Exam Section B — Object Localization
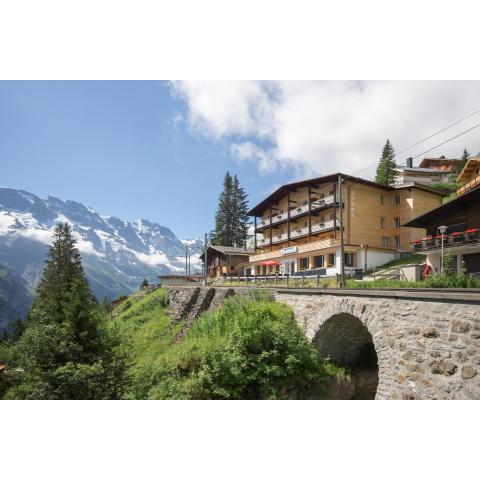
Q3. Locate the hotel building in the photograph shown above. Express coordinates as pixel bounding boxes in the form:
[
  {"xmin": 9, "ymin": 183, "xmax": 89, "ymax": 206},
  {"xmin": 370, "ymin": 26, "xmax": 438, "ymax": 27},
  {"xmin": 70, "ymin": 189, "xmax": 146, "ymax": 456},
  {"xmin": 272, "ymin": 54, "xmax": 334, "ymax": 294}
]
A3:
[{"xmin": 246, "ymin": 173, "xmax": 445, "ymax": 277}]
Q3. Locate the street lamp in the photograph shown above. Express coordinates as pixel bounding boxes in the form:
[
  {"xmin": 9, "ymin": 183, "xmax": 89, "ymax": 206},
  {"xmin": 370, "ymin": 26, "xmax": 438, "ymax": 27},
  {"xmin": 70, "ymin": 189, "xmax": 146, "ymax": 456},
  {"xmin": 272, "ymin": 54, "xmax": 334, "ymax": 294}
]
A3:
[{"xmin": 438, "ymin": 225, "xmax": 448, "ymax": 275}]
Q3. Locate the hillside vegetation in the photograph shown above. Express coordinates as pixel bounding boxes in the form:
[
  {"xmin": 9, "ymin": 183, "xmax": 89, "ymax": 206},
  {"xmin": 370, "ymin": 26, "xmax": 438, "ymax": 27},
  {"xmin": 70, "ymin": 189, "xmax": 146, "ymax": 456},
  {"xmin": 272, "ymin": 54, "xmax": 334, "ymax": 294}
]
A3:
[{"xmin": 111, "ymin": 289, "xmax": 342, "ymax": 399}]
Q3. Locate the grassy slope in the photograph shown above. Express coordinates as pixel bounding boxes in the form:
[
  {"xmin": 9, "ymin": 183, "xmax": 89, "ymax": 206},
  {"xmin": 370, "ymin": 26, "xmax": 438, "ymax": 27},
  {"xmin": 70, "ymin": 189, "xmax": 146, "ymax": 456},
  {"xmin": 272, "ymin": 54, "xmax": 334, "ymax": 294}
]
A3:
[{"xmin": 110, "ymin": 288, "xmax": 344, "ymax": 399}]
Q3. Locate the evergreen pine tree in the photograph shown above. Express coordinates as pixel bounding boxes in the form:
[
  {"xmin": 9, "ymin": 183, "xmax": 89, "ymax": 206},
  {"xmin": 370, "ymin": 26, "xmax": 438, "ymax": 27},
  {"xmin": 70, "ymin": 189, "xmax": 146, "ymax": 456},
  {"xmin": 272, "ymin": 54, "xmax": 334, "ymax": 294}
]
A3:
[
  {"xmin": 4, "ymin": 222, "xmax": 127, "ymax": 399},
  {"xmin": 211, "ymin": 172, "xmax": 234, "ymax": 246},
  {"xmin": 375, "ymin": 139, "xmax": 397, "ymax": 186},
  {"xmin": 458, "ymin": 147, "xmax": 470, "ymax": 173},
  {"xmin": 12, "ymin": 318, "xmax": 25, "ymax": 342},
  {"xmin": 211, "ymin": 172, "xmax": 250, "ymax": 247},
  {"xmin": 28, "ymin": 222, "xmax": 99, "ymax": 361},
  {"xmin": 141, "ymin": 278, "xmax": 149, "ymax": 289},
  {"xmin": 231, "ymin": 174, "xmax": 250, "ymax": 247}
]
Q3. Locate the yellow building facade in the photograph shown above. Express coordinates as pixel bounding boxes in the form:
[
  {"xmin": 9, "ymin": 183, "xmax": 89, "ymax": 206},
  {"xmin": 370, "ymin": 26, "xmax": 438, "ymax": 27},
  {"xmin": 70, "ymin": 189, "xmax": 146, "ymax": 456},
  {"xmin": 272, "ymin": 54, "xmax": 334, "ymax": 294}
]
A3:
[{"xmin": 246, "ymin": 173, "xmax": 444, "ymax": 276}]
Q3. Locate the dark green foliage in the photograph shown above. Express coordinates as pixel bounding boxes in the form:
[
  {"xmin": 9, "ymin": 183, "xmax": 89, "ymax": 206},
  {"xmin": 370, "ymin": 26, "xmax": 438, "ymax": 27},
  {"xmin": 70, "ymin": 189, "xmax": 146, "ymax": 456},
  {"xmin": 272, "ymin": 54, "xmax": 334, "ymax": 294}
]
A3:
[
  {"xmin": 11, "ymin": 318, "xmax": 25, "ymax": 342},
  {"xmin": 375, "ymin": 139, "xmax": 397, "ymax": 186},
  {"xmin": 430, "ymin": 182, "xmax": 461, "ymax": 195},
  {"xmin": 231, "ymin": 175, "xmax": 250, "ymax": 248},
  {"xmin": 457, "ymin": 147, "xmax": 470, "ymax": 173},
  {"xmin": 141, "ymin": 278, "xmax": 149, "ymax": 289},
  {"xmin": 210, "ymin": 172, "xmax": 249, "ymax": 247},
  {"xmin": 2, "ymin": 222, "xmax": 127, "ymax": 399}
]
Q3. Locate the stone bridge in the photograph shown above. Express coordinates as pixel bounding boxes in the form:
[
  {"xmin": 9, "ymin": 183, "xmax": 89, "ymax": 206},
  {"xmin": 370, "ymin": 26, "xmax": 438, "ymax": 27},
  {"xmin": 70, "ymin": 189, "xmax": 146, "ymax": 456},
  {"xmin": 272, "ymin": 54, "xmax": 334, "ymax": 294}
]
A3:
[{"xmin": 166, "ymin": 286, "xmax": 480, "ymax": 400}]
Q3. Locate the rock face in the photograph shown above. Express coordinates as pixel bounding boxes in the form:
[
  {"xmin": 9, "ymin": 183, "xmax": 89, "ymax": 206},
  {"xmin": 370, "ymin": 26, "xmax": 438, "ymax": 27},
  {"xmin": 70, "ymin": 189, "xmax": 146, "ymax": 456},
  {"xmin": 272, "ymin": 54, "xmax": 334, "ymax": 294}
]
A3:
[{"xmin": 165, "ymin": 286, "xmax": 480, "ymax": 400}]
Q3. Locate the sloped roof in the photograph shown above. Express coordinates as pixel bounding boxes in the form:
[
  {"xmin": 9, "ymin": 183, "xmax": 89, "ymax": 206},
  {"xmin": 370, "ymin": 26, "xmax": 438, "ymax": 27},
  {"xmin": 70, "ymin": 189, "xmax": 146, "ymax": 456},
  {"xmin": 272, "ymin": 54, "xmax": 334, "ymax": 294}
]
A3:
[
  {"xmin": 457, "ymin": 157, "xmax": 480, "ymax": 182},
  {"xmin": 247, "ymin": 173, "xmax": 446, "ymax": 216},
  {"xmin": 396, "ymin": 167, "xmax": 444, "ymax": 174},
  {"xmin": 418, "ymin": 157, "xmax": 461, "ymax": 169},
  {"xmin": 199, "ymin": 246, "xmax": 254, "ymax": 261}
]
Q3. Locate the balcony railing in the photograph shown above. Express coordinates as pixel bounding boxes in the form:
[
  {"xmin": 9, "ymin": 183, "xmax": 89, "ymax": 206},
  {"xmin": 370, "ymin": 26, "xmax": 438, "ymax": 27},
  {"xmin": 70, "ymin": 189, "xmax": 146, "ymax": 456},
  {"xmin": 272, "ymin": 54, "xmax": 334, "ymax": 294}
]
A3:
[
  {"xmin": 411, "ymin": 228, "xmax": 480, "ymax": 253},
  {"xmin": 257, "ymin": 220, "xmax": 336, "ymax": 246},
  {"xmin": 257, "ymin": 195, "xmax": 336, "ymax": 230},
  {"xmin": 457, "ymin": 175, "xmax": 480, "ymax": 196}
]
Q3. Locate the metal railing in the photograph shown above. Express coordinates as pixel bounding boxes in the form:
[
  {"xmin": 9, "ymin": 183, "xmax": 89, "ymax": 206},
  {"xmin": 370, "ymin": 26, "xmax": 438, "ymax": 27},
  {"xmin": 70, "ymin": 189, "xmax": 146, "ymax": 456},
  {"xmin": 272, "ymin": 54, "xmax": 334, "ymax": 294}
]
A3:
[
  {"xmin": 257, "ymin": 195, "xmax": 336, "ymax": 229},
  {"xmin": 411, "ymin": 228, "xmax": 480, "ymax": 253},
  {"xmin": 257, "ymin": 220, "xmax": 336, "ymax": 245}
]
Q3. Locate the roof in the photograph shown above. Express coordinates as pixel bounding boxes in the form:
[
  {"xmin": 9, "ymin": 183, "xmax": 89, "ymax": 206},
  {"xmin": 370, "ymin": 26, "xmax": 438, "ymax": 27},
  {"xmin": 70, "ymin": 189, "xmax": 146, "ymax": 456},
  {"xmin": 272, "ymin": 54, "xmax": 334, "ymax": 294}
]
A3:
[
  {"xmin": 457, "ymin": 157, "xmax": 480, "ymax": 182},
  {"xmin": 396, "ymin": 167, "xmax": 444, "ymax": 174},
  {"xmin": 403, "ymin": 183, "xmax": 480, "ymax": 228},
  {"xmin": 248, "ymin": 172, "xmax": 446, "ymax": 216},
  {"xmin": 199, "ymin": 245, "xmax": 254, "ymax": 261},
  {"xmin": 418, "ymin": 157, "xmax": 461, "ymax": 169}
]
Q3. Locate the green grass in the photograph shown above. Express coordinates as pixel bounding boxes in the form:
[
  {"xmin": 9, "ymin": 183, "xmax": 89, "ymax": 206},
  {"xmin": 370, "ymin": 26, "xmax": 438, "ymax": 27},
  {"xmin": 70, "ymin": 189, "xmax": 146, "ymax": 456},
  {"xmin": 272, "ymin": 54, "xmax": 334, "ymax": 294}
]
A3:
[
  {"xmin": 346, "ymin": 274, "xmax": 480, "ymax": 289},
  {"xmin": 366, "ymin": 254, "xmax": 426, "ymax": 274}
]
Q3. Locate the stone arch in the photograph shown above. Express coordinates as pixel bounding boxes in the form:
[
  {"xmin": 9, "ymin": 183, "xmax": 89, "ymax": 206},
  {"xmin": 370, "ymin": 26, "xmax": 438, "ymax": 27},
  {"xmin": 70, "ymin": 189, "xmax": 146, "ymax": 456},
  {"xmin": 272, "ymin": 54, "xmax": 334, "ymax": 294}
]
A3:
[
  {"xmin": 276, "ymin": 294, "xmax": 395, "ymax": 399},
  {"xmin": 313, "ymin": 313, "xmax": 379, "ymax": 399}
]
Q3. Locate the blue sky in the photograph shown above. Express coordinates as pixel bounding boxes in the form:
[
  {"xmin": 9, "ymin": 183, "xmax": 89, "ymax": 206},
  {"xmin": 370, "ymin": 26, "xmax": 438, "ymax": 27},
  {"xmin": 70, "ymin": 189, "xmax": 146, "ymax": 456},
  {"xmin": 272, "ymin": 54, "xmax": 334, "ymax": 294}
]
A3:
[
  {"xmin": 0, "ymin": 81, "xmax": 295, "ymax": 238},
  {"xmin": 2, "ymin": 81, "xmax": 480, "ymax": 239}
]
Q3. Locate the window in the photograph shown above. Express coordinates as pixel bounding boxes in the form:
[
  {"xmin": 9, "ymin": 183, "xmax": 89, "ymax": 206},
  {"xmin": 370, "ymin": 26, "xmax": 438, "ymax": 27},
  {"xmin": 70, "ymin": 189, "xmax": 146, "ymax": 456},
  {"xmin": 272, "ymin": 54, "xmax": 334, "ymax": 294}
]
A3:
[
  {"xmin": 382, "ymin": 236, "xmax": 390, "ymax": 247},
  {"xmin": 380, "ymin": 194, "xmax": 385, "ymax": 205},
  {"xmin": 299, "ymin": 257, "xmax": 309, "ymax": 270},
  {"xmin": 395, "ymin": 236, "xmax": 401, "ymax": 247},
  {"xmin": 327, "ymin": 253, "xmax": 336, "ymax": 267},
  {"xmin": 344, "ymin": 252, "xmax": 355, "ymax": 267},
  {"xmin": 394, "ymin": 217, "xmax": 401, "ymax": 228},
  {"xmin": 394, "ymin": 194, "xmax": 401, "ymax": 205},
  {"xmin": 380, "ymin": 217, "xmax": 385, "ymax": 229},
  {"xmin": 314, "ymin": 255, "xmax": 324, "ymax": 268}
]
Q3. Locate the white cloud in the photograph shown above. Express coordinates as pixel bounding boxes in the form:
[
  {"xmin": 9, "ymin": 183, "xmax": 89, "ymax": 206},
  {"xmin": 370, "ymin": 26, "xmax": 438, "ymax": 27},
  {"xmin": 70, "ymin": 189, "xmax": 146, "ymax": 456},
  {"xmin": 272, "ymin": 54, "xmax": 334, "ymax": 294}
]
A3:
[{"xmin": 172, "ymin": 81, "xmax": 480, "ymax": 178}]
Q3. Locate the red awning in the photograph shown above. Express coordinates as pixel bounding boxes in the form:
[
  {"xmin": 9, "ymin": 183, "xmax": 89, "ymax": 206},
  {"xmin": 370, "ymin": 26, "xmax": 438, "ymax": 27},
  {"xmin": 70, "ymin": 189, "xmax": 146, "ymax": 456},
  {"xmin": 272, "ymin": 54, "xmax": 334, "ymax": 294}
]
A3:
[{"xmin": 260, "ymin": 260, "xmax": 281, "ymax": 266}]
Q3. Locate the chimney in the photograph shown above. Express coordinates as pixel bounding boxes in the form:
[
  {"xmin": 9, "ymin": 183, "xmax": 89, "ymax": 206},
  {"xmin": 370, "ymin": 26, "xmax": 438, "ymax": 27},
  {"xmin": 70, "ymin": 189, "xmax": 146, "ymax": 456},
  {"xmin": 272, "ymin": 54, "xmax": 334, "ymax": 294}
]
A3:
[{"xmin": 406, "ymin": 157, "xmax": 413, "ymax": 168}]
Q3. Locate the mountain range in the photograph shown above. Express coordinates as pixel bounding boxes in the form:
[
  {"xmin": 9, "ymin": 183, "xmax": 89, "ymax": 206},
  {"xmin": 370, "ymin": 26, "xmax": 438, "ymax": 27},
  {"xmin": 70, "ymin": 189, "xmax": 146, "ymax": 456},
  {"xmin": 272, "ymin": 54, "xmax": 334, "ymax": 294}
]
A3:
[{"xmin": 0, "ymin": 187, "xmax": 203, "ymax": 332}]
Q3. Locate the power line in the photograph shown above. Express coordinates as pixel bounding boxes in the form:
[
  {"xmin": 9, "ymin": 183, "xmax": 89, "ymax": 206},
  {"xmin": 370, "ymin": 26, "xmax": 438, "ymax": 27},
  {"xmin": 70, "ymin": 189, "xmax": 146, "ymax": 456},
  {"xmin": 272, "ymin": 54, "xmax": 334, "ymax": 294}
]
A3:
[
  {"xmin": 353, "ymin": 106, "xmax": 480, "ymax": 177},
  {"xmin": 397, "ymin": 107, "xmax": 480, "ymax": 155},
  {"xmin": 409, "ymin": 121, "xmax": 480, "ymax": 160}
]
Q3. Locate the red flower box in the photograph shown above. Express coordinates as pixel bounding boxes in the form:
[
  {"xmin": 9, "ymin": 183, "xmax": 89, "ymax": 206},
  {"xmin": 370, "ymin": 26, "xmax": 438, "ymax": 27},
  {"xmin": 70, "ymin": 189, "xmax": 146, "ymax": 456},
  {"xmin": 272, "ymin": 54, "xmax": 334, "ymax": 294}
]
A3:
[
  {"xmin": 465, "ymin": 228, "xmax": 479, "ymax": 234},
  {"xmin": 451, "ymin": 232, "xmax": 462, "ymax": 236}
]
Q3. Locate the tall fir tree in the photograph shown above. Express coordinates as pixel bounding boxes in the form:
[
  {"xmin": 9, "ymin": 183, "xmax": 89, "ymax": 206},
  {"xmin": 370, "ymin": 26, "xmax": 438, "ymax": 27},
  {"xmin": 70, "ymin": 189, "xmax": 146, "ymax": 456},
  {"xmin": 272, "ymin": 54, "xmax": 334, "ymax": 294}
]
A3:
[
  {"xmin": 231, "ymin": 174, "xmax": 250, "ymax": 247},
  {"xmin": 458, "ymin": 147, "xmax": 470, "ymax": 173},
  {"xmin": 4, "ymin": 222, "xmax": 126, "ymax": 399},
  {"xmin": 211, "ymin": 172, "xmax": 249, "ymax": 247},
  {"xmin": 375, "ymin": 139, "xmax": 397, "ymax": 186},
  {"xmin": 28, "ymin": 222, "xmax": 99, "ymax": 360}
]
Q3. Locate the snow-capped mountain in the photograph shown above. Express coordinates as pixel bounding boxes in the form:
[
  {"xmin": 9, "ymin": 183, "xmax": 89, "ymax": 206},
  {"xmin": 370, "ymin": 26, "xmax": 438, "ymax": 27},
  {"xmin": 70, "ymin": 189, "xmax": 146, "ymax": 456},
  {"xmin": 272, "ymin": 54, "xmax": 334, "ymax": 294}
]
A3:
[{"xmin": 0, "ymin": 187, "xmax": 203, "ymax": 311}]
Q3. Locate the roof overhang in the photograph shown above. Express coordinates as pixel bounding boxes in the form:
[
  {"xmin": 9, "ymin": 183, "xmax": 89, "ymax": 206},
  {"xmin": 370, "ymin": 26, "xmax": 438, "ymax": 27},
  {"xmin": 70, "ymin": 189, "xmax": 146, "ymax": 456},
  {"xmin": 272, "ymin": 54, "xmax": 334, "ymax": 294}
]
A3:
[{"xmin": 248, "ymin": 173, "xmax": 446, "ymax": 216}]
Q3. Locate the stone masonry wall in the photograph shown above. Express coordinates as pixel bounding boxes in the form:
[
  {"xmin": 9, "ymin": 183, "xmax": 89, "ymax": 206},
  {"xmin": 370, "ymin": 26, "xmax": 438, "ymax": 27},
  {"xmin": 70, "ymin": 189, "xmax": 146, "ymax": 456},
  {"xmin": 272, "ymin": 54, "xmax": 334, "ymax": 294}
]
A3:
[
  {"xmin": 165, "ymin": 286, "xmax": 480, "ymax": 399},
  {"xmin": 276, "ymin": 292, "xmax": 480, "ymax": 400}
]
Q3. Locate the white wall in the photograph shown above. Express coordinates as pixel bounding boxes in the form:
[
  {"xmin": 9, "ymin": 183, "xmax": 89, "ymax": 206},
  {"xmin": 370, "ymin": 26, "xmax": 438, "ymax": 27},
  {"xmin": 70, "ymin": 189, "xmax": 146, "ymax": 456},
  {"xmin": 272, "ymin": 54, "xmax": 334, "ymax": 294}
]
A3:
[{"xmin": 360, "ymin": 248, "xmax": 397, "ymax": 270}]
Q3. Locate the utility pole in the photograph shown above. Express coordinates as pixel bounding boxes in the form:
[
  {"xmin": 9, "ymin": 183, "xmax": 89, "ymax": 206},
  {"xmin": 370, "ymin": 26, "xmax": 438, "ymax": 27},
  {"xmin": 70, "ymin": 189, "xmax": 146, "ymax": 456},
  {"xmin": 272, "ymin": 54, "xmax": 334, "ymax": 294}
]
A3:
[
  {"xmin": 338, "ymin": 174, "xmax": 345, "ymax": 287},
  {"xmin": 438, "ymin": 225, "xmax": 447, "ymax": 275},
  {"xmin": 203, "ymin": 233, "xmax": 208, "ymax": 285}
]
